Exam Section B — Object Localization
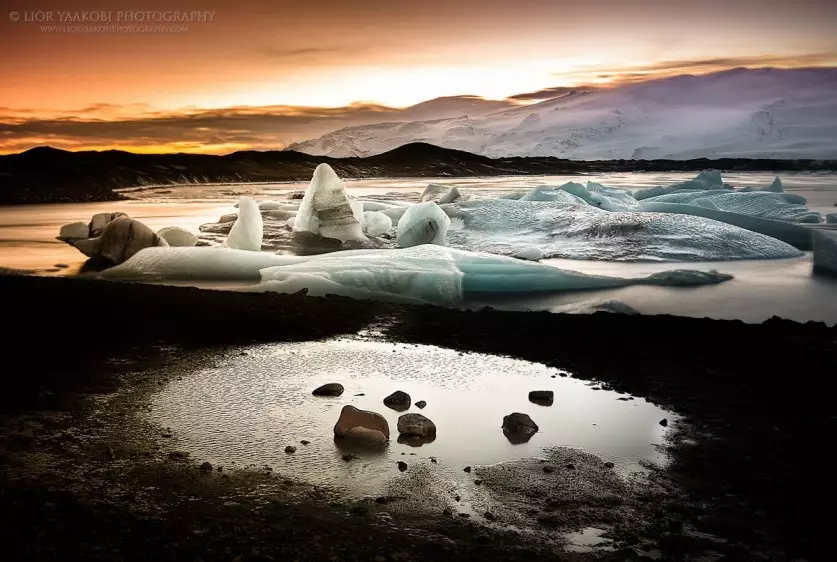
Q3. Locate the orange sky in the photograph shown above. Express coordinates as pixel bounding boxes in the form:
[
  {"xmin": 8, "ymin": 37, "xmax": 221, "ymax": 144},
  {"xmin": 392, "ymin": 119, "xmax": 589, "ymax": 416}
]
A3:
[{"xmin": 1, "ymin": 0, "xmax": 836, "ymax": 153}]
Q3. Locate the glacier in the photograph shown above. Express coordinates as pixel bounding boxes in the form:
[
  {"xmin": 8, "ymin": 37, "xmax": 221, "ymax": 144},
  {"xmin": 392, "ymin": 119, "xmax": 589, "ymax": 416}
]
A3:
[
  {"xmin": 441, "ymin": 199, "xmax": 802, "ymax": 261},
  {"xmin": 224, "ymin": 197, "xmax": 263, "ymax": 251},
  {"xmin": 294, "ymin": 163, "xmax": 367, "ymax": 243},
  {"xmin": 396, "ymin": 201, "xmax": 451, "ymax": 248}
]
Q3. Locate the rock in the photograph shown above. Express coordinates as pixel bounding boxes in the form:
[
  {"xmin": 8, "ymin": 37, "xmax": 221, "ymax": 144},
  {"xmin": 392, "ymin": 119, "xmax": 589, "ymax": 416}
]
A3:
[
  {"xmin": 334, "ymin": 405, "xmax": 390, "ymax": 442},
  {"xmin": 455, "ymin": 495, "xmax": 461, "ymax": 502},
  {"xmin": 396, "ymin": 413, "xmax": 436, "ymax": 437},
  {"xmin": 463, "ymin": 466, "xmax": 472, "ymax": 473},
  {"xmin": 89, "ymin": 212, "xmax": 128, "ymax": 237},
  {"xmin": 396, "ymin": 461, "xmax": 408, "ymax": 472},
  {"xmin": 72, "ymin": 217, "xmax": 162, "ymax": 264},
  {"xmin": 458, "ymin": 513, "xmax": 471, "ymax": 518},
  {"xmin": 415, "ymin": 400, "xmax": 427, "ymax": 409},
  {"xmin": 565, "ymin": 464, "xmax": 576, "ymax": 470},
  {"xmin": 484, "ymin": 511, "xmax": 495, "ymax": 520},
  {"xmin": 442, "ymin": 507, "xmax": 452, "ymax": 516},
  {"xmin": 218, "ymin": 213, "xmax": 238, "ymax": 223},
  {"xmin": 157, "ymin": 226, "xmax": 198, "ymax": 247},
  {"xmin": 375, "ymin": 496, "xmax": 388, "ymax": 504},
  {"xmin": 383, "ymin": 390, "xmax": 411, "ymax": 410},
  {"xmin": 659, "ymin": 418, "xmax": 669, "ymax": 427},
  {"xmin": 285, "ymin": 445, "xmax": 296, "ymax": 453},
  {"xmin": 300, "ymin": 440, "xmax": 310, "ymax": 445},
  {"xmin": 604, "ymin": 462, "xmax": 615, "ymax": 468},
  {"xmin": 474, "ymin": 479, "xmax": 483, "ymax": 485},
  {"xmin": 502, "ymin": 413, "xmax": 539, "ymax": 444},
  {"xmin": 167, "ymin": 450, "xmax": 190, "ymax": 460},
  {"xmin": 543, "ymin": 466, "xmax": 554, "ymax": 473},
  {"xmin": 342, "ymin": 454, "xmax": 355, "ymax": 462},
  {"xmin": 58, "ymin": 221, "xmax": 89, "ymax": 240},
  {"xmin": 200, "ymin": 461, "xmax": 213, "ymax": 472},
  {"xmin": 528, "ymin": 390, "xmax": 554, "ymax": 405},
  {"xmin": 312, "ymin": 383, "xmax": 344, "ymax": 396}
]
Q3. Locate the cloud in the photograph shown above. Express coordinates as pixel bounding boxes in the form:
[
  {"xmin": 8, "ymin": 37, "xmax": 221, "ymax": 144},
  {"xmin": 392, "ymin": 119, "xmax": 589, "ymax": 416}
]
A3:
[{"xmin": 507, "ymin": 86, "xmax": 600, "ymax": 101}]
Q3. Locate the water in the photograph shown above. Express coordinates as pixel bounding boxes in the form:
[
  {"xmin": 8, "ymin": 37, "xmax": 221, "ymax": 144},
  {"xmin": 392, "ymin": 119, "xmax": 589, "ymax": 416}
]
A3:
[
  {"xmin": 148, "ymin": 339, "xmax": 671, "ymax": 497},
  {"xmin": 1, "ymin": 172, "xmax": 835, "ymax": 323}
]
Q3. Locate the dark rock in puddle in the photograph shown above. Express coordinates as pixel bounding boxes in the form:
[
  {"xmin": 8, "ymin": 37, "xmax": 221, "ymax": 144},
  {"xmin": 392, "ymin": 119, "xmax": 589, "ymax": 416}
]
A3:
[
  {"xmin": 502, "ymin": 412, "xmax": 539, "ymax": 444},
  {"xmin": 354, "ymin": 393, "xmax": 365, "ymax": 396},
  {"xmin": 415, "ymin": 400, "xmax": 427, "ymax": 409},
  {"xmin": 396, "ymin": 461, "xmax": 408, "ymax": 472},
  {"xmin": 565, "ymin": 464, "xmax": 576, "ymax": 470},
  {"xmin": 484, "ymin": 511, "xmax": 496, "ymax": 521},
  {"xmin": 474, "ymin": 479, "xmax": 483, "ymax": 485},
  {"xmin": 167, "ymin": 451, "xmax": 190, "ymax": 461},
  {"xmin": 442, "ymin": 507, "xmax": 452, "ymax": 516},
  {"xmin": 604, "ymin": 462, "xmax": 615, "ymax": 469},
  {"xmin": 312, "ymin": 383, "xmax": 344, "ymax": 396},
  {"xmin": 342, "ymin": 454, "xmax": 355, "ymax": 462},
  {"xmin": 396, "ymin": 434, "xmax": 436, "ymax": 447},
  {"xmin": 383, "ymin": 390, "xmax": 411, "ymax": 411},
  {"xmin": 528, "ymin": 390, "xmax": 554, "ymax": 405},
  {"xmin": 199, "ymin": 461, "xmax": 213, "ymax": 472},
  {"xmin": 300, "ymin": 440, "xmax": 310, "ymax": 445},
  {"xmin": 543, "ymin": 466, "xmax": 554, "ymax": 474},
  {"xmin": 660, "ymin": 418, "xmax": 669, "ymax": 427},
  {"xmin": 285, "ymin": 445, "xmax": 296, "ymax": 454},
  {"xmin": 458, "ymin": 513, "xmax": 471, "ymax": 519},
  {"xmin": 396, "ymin": 413, "xmax": 436, "ymax": 437},
  {"xmin": 334, "ymin": 405, "xmax": 390, "ymax": 443},
  {"xmin": 375, "ymin": 496, "xmax": 388, "ymax": 505},
  {"xmin": 463, "ymin": 466, "xmax": 472, "ymax": 473}
]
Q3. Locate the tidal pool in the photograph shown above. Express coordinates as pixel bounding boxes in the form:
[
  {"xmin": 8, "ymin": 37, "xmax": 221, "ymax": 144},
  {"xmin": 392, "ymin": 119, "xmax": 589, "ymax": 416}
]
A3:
[{"xmin": 148, "ymin": 339, "xmax": 672, "ymax": 497}]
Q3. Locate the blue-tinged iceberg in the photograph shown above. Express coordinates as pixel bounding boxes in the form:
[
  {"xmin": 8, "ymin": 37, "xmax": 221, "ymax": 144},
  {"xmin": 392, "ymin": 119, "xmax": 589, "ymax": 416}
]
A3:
[
  {"xmin": 642, "ymin": 191, "xmax": 820, "ymax": 223},
  {"xmin": 293, "ymin": 163, "xmax": 366, "ymax": 243},
  {"xmin": 813, "ymin": 230, "xmax": 837, "ymax": 275}
]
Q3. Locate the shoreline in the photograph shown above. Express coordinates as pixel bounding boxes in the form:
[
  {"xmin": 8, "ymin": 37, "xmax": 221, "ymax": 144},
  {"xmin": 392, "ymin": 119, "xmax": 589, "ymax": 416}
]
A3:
[{"xmin": 1, "ymin": 274, "xmax": 835, "ymax": 560}]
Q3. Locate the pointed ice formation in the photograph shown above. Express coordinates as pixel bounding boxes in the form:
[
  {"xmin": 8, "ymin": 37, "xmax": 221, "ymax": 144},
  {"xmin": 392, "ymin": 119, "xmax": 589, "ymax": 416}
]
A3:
[
  {"xmin": 293, "ymin": 163, "xmax": 366, "ymax": 243},
  {"xmin": 224, "ymin": 197, "xmax": 263, "ymax": 251}
]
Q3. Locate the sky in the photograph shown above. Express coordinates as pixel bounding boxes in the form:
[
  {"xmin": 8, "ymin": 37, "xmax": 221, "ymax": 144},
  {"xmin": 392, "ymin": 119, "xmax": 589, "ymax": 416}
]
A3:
[{"xmin": 1, "ymin": 0, "xmax": 836, "ymax": 154}]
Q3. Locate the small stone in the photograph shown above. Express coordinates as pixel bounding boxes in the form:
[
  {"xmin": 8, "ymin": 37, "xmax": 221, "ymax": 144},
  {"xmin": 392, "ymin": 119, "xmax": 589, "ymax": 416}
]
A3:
[
  {"xmin": 312, "ymin": 383, "xmax": 344, "ymax": 397},
  {"xmin": 167, "ymin": 451, "xmax": 189, "ymax": 460},
  {"xmin": 617, "ymin": 397, "xmax": 630, "ymax": 401},
  {"xmin": 397, "ymin": 413, "xmax": 436, "ymax": 437},
  {"xmin": 216, "ymin": 466, "xmax": 223, "ymax": 472},
  {"xmin": 354, "ymin": 393, "xmax": 365, "ymax": 396},
  {"xmin": 565, "ymin": 464, "xmax": 576, "ymax": 470},
  {"xmin": 285, "ymin": 445, "xmax": 296, "ymax": 454},
  {"xmin": 463, "ymin": 466, "xmax": 472, "ymax": 473},
  {"xmin": 474, "ymin": 479, "xmax": 483, "ymax": 485},
  {"xmin": 415, "ymin": 400, "xmax": 427, "ymax": 409},
  {"xmin": 430, "ymin": 457, "xmax": 437, "ymax": 463},
  {"xmin": 383, "ymin": 390, "xmax": 411, "ymax": 410},
  {"xmin": 199, "ymin": 461, "xmax": 213, "ymax": 472},
  {"xmin": 659, "ymin": 418, "xmax": 669, "ymax": 427},
  {"xmin": 455, "ymin": 495, "xmax": 461, "ymax": 502},
  {"xmin": 528, "ymin": 390, "xmax": 554, "ymax": 405},
  {"xmin": 543, "ymin": 466, "xmax": 554, "ymax": 473},
  {"xmin": 458, "ymin": 513, "xmax": 471, "ymax": 518},
  {"xmin": 443, "ymin": 507, "xmax": 452, "ymax": 516},
  {"xmin": 397, "ymin": 461, "xmax": 408, "ymax": 472},
  {"xmin": 161, "ymin": 431, "xmax": 172, "ymax": 438},
  {"xmin": 484, "ymin": 511, "xmax": 495, "ymax": 521},
  {"xmin": 300, "ymin": 440, "xmax": 310, "ymax": 445},
  {"xmin": 604, "ymin": 462, "xmax": 615, "ymax": 469},
  {"xmin": 342, "ymin": 454, "xmax": 355, "ymax": 462},
  {"xmin": 375, "ymin": 497, "xmax": 388, "ymax": 504}
]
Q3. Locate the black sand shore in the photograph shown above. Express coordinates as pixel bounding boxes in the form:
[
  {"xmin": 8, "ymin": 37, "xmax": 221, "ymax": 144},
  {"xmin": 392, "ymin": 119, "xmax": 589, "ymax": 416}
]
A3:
[{"xmin": 1, "ymin": 274, "xmax": 835, "ymax": 560}]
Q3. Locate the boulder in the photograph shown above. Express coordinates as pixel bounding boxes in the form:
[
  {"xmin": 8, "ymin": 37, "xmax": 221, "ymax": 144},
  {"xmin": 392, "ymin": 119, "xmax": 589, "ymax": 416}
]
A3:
[
  {"xmin": 397, "ymin": 413, "xmax": 436, "ymax": 437},
  {"xmin": 72, "ymin": 217, "xmax": 162, "ymax": 264},
  {"xmin": 312, "ymin": 383, "xmax": 344, "ymax": 396},
  {"xmin": 383, "ymin": 390, "xmax": 411, "ymax": 411},
  {"xmin": 58, "ymin": 221, "xmax": 89, "ymax": 240},
  {"xmin": 502, "ymin": 413, "xmax": 538, "ymax": 444},
  {"xmin": 89, "ymin": 212, "xmax": 128, "ymax": 237},
  {"xmin": 157, "ymin": 226, "xmax": 198, "ymax": 247},
  {"xmin": 528, "ymin": 390, "xmax": 554, "ymax": 405},
  {"xmin": 334, "ymin": 405, "xmax": 390, "ymax": 441},
  {"xmin": 415, "ymin": 400, "xmax": 427, "ymax": 409}
]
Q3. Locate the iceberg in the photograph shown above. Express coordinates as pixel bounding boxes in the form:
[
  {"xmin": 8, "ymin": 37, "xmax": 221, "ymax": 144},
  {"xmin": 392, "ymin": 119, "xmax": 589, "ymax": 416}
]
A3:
[
  {"xmin": 739, "ymin": 177, "xmax": 784, "ymax": 193},
  {"xmin": 157, "ymin": 226, "xmax": 198, "ymax": 247},
  {"xmin": 441, "ymin": 199, "xmax": 802, "ymax": 261},
  {"xmin": 633, "ymin": 170, "xmax": 728, "ymax": 200},
  {"xmin": 420, "ymin": 184, "xmax": 463, "ymax": 204},
  {"xmin": 363, "ymin": 211, "xmax": 393, "ymax": 237},
  {"xmin": 224, "ymin": 197, "xmax": 263, "ymax": 251},
  {"xmin": 642, "ymin": 191, "xmax": 820, "ymax": 223},
  {"xmin": 519, "ymin": 184, "xmax": 588, "ymax": 205},
  {"xmin": 638, "ymin": 201, "xmax": 813, "ymax": 249},
  {"xmin": 396, "ymin": 202, "xmax": 451, "ymax": 248},
  {"xmin": 825, "ymin": 213, "xmax": 837, "ymax": 224},
  {"xmin": 254, "ymin": 245, "xmax": 732, "ymax": 307},
  {"xmin": 293, "ymin": 163, "xmax": 366, "ymax": 243},
  {"xmin": 813, "ymin": 230, "xmax": 837, "ymax": 275},
  {"xmin": 561, "ymin": 181, "xmax": 643, "ymax": 211}
]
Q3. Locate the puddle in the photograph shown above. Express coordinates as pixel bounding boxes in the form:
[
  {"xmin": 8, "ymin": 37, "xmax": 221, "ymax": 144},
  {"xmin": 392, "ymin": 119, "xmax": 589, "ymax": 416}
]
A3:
[
  {"xmin": 564, "ymin": 527, "xmax": 614, "ymax": 553},
  {"xmin": 148, "ymin": 339, "xmax": 672, "ymax": 496}
]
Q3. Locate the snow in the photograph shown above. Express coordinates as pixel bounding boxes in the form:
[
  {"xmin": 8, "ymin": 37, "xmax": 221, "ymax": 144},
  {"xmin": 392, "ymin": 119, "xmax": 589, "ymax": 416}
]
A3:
[
  {"xmin": 254, "ymin": 245, "xmax": 732, "ymax": 307},
  {"xmin": 396, "ymin": 201, "xmax": 451, "ymax": 248},
  {"xmin": 812, "ymin": 230, "xmax": 837, "ymax": 275},
  {"xmin": 287, "ymin": 68, "xmax": 837, "ymax": 160},
  {"xmin": 224, "ymin": 197, "xmax": 263, "ymax": 251},
  {"xmin": 293, "ymin": 163, "xmax": 367, "ymax": 243},
  {"xmin": 157, "ymin": 226, "xmax": 198, "ymax": 247},
  {"xmin": 441, "ymin": 199, "xmax": 802, "ymax": 261},
  {"xmin": 363, "ymin": 211, "xmax": 393, "ymax": 237}
]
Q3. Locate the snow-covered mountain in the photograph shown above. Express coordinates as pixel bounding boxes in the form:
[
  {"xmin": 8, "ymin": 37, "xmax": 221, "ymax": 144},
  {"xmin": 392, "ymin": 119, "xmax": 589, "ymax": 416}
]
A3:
[{"xmin": 287, "ymin": 68, "xmax": 837, "ymax": 160}]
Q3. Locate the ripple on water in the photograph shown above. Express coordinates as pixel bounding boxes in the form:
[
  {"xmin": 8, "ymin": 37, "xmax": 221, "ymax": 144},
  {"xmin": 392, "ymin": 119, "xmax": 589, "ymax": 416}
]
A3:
[{"xmin": 148, "ymin": 339, "xmax": 672, "ymax": 496}]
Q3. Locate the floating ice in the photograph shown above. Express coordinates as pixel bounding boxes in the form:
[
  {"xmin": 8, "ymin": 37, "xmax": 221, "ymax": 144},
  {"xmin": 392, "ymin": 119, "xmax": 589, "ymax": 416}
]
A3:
[
  {"xmin": 363, "ymin": 211, "xmax": 393, "ymax": 237},
  {"xmin": 224, "ymin": 197, "xmax": 263, "ymax": 251},
  {"xmin": 633, "ymin": 171, "xmax": 728, "ymax": 200},
  {"xmin": 360, "ymin": 200, "xmax": 408, "ymax": 212},
  {"xmin": 157, "ymin": 226, "xmax": 198, "ymax": 247},
  {"xmin": 562, "ymin": 181, "xmax": 643, "ymax": 211},
  {"xmin": 253, "ymin": 246, "xmax": 732, "ymax": 307},
  {"xmin": 519, "ymin": 185, "xmax": 587, "ymax": 205},
  {"xmin": 396, "ymin": 201, "xmax": 451, "ymax": 248},
  {"xmin": 813, "ymin": 230, "xmax": 837, "ymax": 275},
  {"xmin": 739, "ymin": 177, "xmax": 784, "ymax": 193},
  {"xmin": 293, "ymin": 163, "xmax": 366, "ymax": 243},
  {"xmin": 642, "ymin": 191, "xmax": 820, "ymax": 223},
  {"xmin": 639, "ymin": 201, "xmax": 813, "ymax": 249},
  {"xmin": 441, "ymin": 199, "xmax": 801, "ymax": 261},
  {"xmin": 827, "ymin": 213, "xmax": 837, "ymax": 224}
]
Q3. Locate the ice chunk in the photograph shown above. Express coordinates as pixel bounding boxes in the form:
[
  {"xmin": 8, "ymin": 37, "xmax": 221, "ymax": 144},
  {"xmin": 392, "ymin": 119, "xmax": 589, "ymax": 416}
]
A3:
[
  {"xmin": 826, "ymin": 213, "xmax": 837, "ymax": 224},
  {"xmin": 421, "ymin": 184, "xmax": 463, "ymax": 204},
  {"xmin": 562, "ymin": 181, "xmax": 643, "ymax": 211},
  {"xmin": 396, "ymin": 202, "xmax": 451, "ymax": 248},
  {"xmin": 58, "ymin": 222, "xmax": 89, "ymax": 240},
  {"xmin": 739, "ymin": 176, "xmax": 784, "ymax": 193},
  {"xmin": 379, "ymin": 206, "xmax": 409, "ymax": 225},
  {"xmin": 293, "ymin": 163, "xmax": 366, "ymax": 243},
  {"xmin": 812, "ymin": 230, "xmax": 837, "ymax": 275},
  {"xmin": 253, "ymin": 245, "xmax": 732, "ymax": 307},
  {"xmin": 633, "ymin": 171, "xmax": 728, "ymax": 200},
  {"xmin": 157, "ymin": 226, "xmax": 198, "ymax": 247},
  {"xmin": 441, "ymin": 199, "xmax": 802, "ymax": 261},
  {"xmin": 639, "ymin": 201, "xmax": 813, "ymax": 249},
  {"xmin": 101, "ymin": 246, "xmax": 288, "ymax": 281},
  {"xmin": 224, "ymin": 197, "xmax": 263, "ymax": 251},
  {"xmin": 363, "ymin": 211, "xmax": 393, "ymax": 237},
  {"xmin": 360, "ymin": 200, "xmax": 408, "ymax": 212},
  {"xmin": 642, "ymin": 191, "xmax": 819, "ymax": 223},
  {"xmin": 519, "ymin": 184, "xmax": 588, "ymax": 205}
]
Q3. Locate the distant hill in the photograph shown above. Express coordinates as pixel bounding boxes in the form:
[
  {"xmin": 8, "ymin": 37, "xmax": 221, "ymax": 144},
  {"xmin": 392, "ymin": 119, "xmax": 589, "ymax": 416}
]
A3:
[
  {"xmin": 2, "ymin": 142, "xmax": 836, "ymax": 204},
  {"xmin": 288, "ymin": 67, "xmax": 837, "ymax": 160}
]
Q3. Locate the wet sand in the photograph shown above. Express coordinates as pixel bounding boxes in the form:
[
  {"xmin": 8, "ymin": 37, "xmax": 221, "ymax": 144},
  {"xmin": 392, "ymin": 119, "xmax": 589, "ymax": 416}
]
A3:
[{"xmin": 1, "ymin": 274, "xmax": 835, "ymax": 560}]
